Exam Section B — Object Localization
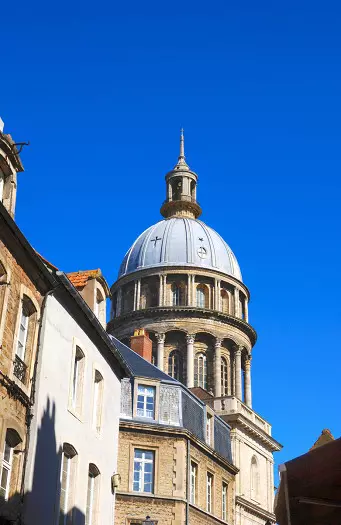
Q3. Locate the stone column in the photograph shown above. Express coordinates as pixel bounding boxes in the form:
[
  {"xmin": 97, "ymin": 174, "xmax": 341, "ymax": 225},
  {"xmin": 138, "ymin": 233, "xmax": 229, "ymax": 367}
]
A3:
[
  {"xmin": 116, "ymin": 288, "xmax": 122, "ymax": 316},
  {"xmin": 136, "ymin": 279, "xmax": 141, "ymax": 310},
  {"xmin": 156, "ymin": 333, "xmax": 165, "ymax": 371},
  {"xmin": 216, "ymin": 279, "xmax": 221, "ymax": 311},
  {"xmin": 235, "ymin": 346, "xmax": 242, "ymax": 400},
  {"xmin": 159, "ymin": 275, "xmax": 163, "ymax": 306},
  {"xmin": 214, "ymin": 338, "xmax": 222, "ymax": 397},
  {"xmin": 244, "ymin": 355, "xmax": 252, "ymax": 408},
  {"xmin": 234, "ymin": 287, "xmax": 240, "ymax": 317},
  {"xmin": 214, "ymin": 279, "xmax": 218, "ymax": 310},
  {"xmin": 187, "ymin": 274, "xmax": 192, "ymax": 306},
  {"xmin": 186, "ymin": 334, "xmax": 195, "ymax": 388},
  {"xmin": 163, "ymin": 275, "xmax": 167, "ymax": 305},
  {"xmin": 133, "ymin": 281, "xmax": 138, "ymax": 310},
  {"xmin": 191, "ymin": 275, "xmax": 196, "ymax": 306},
  {"xmin": 244, "ymin": 299, "xmax": 249, "ymax": 323}
]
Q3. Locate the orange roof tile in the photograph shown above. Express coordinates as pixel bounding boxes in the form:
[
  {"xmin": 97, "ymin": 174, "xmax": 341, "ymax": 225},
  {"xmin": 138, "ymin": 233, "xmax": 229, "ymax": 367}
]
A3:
[{"xmin": 66, "ymin": 269, "xmax": 110, "ymax": 297}]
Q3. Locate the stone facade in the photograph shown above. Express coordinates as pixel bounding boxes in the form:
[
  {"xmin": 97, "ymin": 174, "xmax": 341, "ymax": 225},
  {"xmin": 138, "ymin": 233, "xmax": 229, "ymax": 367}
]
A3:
[{"xmin": 108, "ymin": 132, "xmax": 282, "ymax": 524}]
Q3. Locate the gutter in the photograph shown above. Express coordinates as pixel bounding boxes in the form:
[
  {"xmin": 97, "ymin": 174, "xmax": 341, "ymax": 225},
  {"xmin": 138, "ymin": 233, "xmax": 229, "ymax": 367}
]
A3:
[{"xmin": 186, "ymin": 438, "xmax": 190, "ymax": 525}]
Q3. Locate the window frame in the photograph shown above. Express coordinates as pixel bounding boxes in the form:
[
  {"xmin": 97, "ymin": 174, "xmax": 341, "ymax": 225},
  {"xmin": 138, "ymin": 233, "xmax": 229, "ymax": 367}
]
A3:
[
  {"xmin": 136, "ymin": 384, "xmax": 155, "ymax": 419},
  {"xmin": 85, "ymin": 463, "xmax": 100, "ymax": 525},
  {"xmin": 190, "ymin": 461, "xmax": 198, "ymax": 505},
  {"xmin": 222, "ymin": 481, "xmax": 228, "ymax": 521},
  {"xmin": 92, "ymin": 369, "xmax": 104, "ymax": 433},
  {"xmin": 168, "ymin": 350, "xmax": 182, "ymax": 381},
  {"xmin": 132, "ymin": 448, "xmax": 155, "ymax": 494},
  {"xmin": 59, "ymin": 443, "xmax": 77, "ymax": 525},
  {"xmin": 68, "ymin": 340, "xmax": 86, "ymax": 419},
  {"xmin": 206, "ymin": 472, "xmax": 214, "ymax": 513},
  {"xmin": 194, "ymin": 352, "xmax": 207, "ymax": 390},
  {"xmin": 0, "ymin": 439, "xmax": 13, "ymax": 500}
]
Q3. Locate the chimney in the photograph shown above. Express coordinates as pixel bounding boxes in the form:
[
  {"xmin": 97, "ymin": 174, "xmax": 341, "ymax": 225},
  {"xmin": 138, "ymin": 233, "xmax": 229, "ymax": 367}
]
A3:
[{"xmin": 130, "ymin": 329, "xmax": 152, "ymax": 362}]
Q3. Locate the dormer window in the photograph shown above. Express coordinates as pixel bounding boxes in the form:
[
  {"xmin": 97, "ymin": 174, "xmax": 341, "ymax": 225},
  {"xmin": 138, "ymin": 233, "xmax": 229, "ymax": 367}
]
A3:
[{"xmin": 137, "ymin": 385, "xmax": 155, "ymax": 419}]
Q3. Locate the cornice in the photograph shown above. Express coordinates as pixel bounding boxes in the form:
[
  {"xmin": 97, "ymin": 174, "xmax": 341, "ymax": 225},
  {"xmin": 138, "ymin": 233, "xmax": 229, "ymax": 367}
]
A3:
[
  {"xmin": 108, "ymin": 306, "xmax": 257, "ymax": 345},
  {"xmin": 224, "ymin": 413, "xmax": 282, "ymax": 452},
  {"xmin": 119, "ymin": 419, "xmax": 239, "ymax": 475},
  {"xmin": 236, "ymin": 495, "xmax": 276, "ymax": 522}
]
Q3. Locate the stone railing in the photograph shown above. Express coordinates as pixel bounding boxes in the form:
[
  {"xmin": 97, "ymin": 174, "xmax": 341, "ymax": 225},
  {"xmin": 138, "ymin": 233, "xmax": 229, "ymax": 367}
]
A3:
[{"xmin": 207, "ymin": 395, "xmax": 272, "ymax": 436}]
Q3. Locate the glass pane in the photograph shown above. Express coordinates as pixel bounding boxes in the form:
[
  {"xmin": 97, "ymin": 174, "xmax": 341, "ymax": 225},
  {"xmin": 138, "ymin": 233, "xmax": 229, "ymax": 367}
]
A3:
[
  {"xmin": 0, "ymin": 467, "xmax": 9, "ymax": 490},
  {"xmin": 144, "ymin": 463, "xmax": 152, "ymax": 472},
  {"xmin": 144, "ymin": 451, "xmax": 154, "ymax": 460},
  {"xmin": 134, "ymin": 450, "xmax": 143, "ymax": 459},
  {"xmin": 4, "ymin": 442, "xmax": 11, "ymax": 463}
]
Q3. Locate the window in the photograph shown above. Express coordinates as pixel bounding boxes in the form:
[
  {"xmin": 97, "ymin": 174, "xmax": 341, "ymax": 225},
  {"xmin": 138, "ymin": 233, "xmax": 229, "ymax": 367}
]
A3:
[
  {"xmin": 137, "ymin": 385, "xmax": 155, "ymax": 418},
  {"xmin": 207, "ymin": 472, "xmax": 213, "ymax": 513},
  {"xmin": 190, "ymin": 462, "xmax": 197, "ymax": 504},
  {"xmin": 0, "ymin": 261, "xmax": 8, "ymax": 342},
  {"xmin": 16, "ymin": 304, "xmax": 29, "ymax": 360},
  {"xmin": 171, "ymin": 282, "xmax": 185, "ymax": 306},
  {"xmin": 92, "ymin": 370, "xmax": 104, "ymax": 433},
  {"xmin": 59, "ymin": 444, "xmax": 77, "ymax": 525},
  {"xmin": 206, "ymin": 414, "xmax": 213, "ymax": 446},
  {"xmin": 194, "ymin": 353, "xmax": 207, "ymax": 390},
  {"xmin": 168, "ymin": 350, "xmax": 182, "ymax": 381},
  {"xmin": 71, "ymin": 346, "xmax": 85, "ymax": 414},
  {"xmin": 85, "ymin": 464, "xmax": 100, "ymax": 525},
  {"xmin": 196, "ymin": 285, "xmax": 206, "ymax": 308},
  {"xmin": 133, "ymin": 449, "xmax": 154, "ymax": 493},
  {"xmin": 222, "ymin": 482, "xmax": 228, "ymax": 520},
  {"xmin": 251, "ymin": 456, "xmax": 259, "ymax": 500},
  {"xmin": 0, "ymin": 173, "xmax": 3, "ymax": 203},
  {"xmin": 221, "ymin": 357, "xmax": 229, "ymax": 396},
  {"xmin": 0, "ymin": 429, "xmax": 22, "ymax": 500},
  {"xmin": 221, "ymin": 289, "xmax": 229, "ymax": 314}
]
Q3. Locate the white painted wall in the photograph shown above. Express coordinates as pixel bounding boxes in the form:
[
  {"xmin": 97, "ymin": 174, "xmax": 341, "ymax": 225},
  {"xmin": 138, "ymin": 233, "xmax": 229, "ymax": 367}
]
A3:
[{"xmin": 23, "ymin": 294, "xmax": 121, "ymax": 525}]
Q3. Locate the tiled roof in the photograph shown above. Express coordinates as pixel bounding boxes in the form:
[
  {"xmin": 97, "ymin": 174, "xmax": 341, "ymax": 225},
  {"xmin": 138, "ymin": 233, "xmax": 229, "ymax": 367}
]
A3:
[{"xmin": 67, "ymin": 269, "xmax": 103, "ymax": 289}]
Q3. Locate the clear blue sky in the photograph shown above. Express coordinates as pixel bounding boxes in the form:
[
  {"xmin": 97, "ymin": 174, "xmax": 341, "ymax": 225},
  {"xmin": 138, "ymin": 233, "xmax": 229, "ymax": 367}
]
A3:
[{"xmin": 2, "ymin": 1, "xmax": 341, "ymax": 475}]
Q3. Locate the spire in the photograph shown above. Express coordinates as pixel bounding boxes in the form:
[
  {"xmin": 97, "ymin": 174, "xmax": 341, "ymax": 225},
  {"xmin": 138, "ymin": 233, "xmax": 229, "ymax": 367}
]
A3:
[{"xmin": 175, "ymin": 128, "xmax": 188, "ymax": 168}]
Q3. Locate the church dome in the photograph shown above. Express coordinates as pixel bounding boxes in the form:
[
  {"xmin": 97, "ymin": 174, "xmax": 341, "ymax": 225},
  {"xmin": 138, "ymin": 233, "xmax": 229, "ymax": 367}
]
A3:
[{"xmin": 118, "ymin": 217, "xmax": 242, "ymax": 281}]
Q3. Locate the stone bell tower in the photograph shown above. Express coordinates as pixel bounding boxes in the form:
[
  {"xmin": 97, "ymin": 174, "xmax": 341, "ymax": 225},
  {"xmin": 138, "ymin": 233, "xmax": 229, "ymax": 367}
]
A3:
[{"xmin": 108, "ymin": 130, "xmax": 282, "ymax": 525}]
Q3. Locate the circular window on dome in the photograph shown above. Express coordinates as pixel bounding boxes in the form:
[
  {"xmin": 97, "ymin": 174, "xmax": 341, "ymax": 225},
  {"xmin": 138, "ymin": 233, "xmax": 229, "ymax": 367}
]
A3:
[{"xmin": 197, "ymin": 246, "xmax": 207, "ymax": 259}]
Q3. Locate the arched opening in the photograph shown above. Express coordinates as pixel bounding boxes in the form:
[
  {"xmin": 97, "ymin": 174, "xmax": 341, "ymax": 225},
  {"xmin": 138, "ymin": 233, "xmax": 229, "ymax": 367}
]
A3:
[
  {"xmin": 221, "ymin": 289, "xmax": 230, "ymax": 314},
  {"xmin": 171, "ymin": 282, "xmax": 186, "ymax": 306},
  {"xmin": 168, "ymin": 350, "xmax": 182, "ymax": 381},
  {"xmin": 140, "ymin": 281, "xmax": 158, "ymax": 309},
  {"xmin": 171, "ymin": 177, "xmax": 182, "ymax": 201},
  {"xmin": 251, "ymin": 456, "xmax": 259, "ymax": 500},
  {"xmin": 190, "ymin": 180, "xmax": 196, "ymax": 200},
  {"xmin": 59, "ymin": 443, "xmax": 78, "ymax": 523},
  {"xmin": 86, "ymin": 463, "xmax": 100, "ymax": 525},
  {"xmin": 194, "ymin": 352, "xmax": 207, "ymax": 390},
  {"xmin": 122, "ymin": 284, "xmax": 134, "ymax": 313},
  {"xmin": 221, "ymin": 356, "xmax": 229, "ymax": 396},
  {"xmin": 196, "ymin": 284, "xmax": 209, "ymax": 309}
]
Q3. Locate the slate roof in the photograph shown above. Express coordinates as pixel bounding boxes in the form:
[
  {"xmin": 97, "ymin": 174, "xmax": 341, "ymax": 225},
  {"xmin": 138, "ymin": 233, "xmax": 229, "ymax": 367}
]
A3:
[{"xmin": 109, "ymin": 335, "xmax": 179, "ymax": 383}]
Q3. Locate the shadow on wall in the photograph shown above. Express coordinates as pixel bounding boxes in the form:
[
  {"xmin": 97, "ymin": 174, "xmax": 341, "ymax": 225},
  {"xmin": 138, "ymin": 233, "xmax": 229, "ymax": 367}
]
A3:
[{"xmin": 0, "ymin": 398, "xmax": 85, "ymax": 525}]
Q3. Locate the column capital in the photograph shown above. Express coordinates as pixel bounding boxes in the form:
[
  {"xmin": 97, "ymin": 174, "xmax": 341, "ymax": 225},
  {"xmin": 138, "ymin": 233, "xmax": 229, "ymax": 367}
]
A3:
[
  {"xmin": 156, "ymin": 332, "xmax": 165, "ymax": 343},
  {"xmin": 186, "ymin": 334, "xmax": 195, "ymax": 344},
  {"xmin": 245, "ymin": 355, "xmax": 252, "ymax": 367},
  {"xmin": 235, "ymin": 345, "xmax": 243, "ymax": 355},
  {"xmin": 215, "ymin": 338, "xmax": 223, "ymax": 348}
]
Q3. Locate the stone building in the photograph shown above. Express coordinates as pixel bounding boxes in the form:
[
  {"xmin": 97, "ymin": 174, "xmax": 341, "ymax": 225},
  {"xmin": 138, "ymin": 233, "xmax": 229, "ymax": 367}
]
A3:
[
  {"xmin": 108, "ymin": 131, "xmax": 282, "ymax": 525},
  {"xmin": 0, "ymin": 123, "xmax": 55, "ymax": 523},
  {"xmin": 111, "ymin": 333, "xmax": 238, "ymax": 525}
]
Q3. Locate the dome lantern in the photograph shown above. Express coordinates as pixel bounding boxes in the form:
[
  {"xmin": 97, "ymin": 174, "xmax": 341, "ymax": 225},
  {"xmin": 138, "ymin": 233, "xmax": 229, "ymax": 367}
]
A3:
[{"xmin": 160, "ymin": 129, "xmax": 202, "ymax": 219}]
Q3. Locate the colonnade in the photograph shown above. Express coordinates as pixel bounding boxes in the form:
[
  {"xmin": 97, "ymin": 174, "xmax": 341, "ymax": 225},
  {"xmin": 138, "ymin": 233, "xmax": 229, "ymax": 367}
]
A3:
[
  {"xmin": 155, "ymin": 332, "xmax": 252, "ymax": 408},
  {"xmin": 115, "ymin": 274, "xmax": 248, "ymax": 321}
]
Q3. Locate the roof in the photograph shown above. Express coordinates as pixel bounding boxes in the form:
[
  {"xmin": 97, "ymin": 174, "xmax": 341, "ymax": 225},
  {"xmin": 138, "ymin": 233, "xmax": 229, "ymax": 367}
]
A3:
[
  {"xmin": 109, "ymin": 335, "xmax": 179, "ymax": 383},
  {"xmin": 310, "ymin": 428, "xmax": 335, "ymax": 450},
  {"xmin": 275, "ymin": 436, "xmax": 341, "ymax": 525},
  {"xmin": 189, "ymin": 386, "xmax": 214, "ymax": 401},
  {"xmin": 67, "ymin": 269, "xmax": 110, "ymax": 296},
  {"xmin": 35, "ymin": 250, "xmax": 59, "ymax": 272},
  {"xmin": 118, "ymin": 217, "xmax": 242, "ymax": 281}
]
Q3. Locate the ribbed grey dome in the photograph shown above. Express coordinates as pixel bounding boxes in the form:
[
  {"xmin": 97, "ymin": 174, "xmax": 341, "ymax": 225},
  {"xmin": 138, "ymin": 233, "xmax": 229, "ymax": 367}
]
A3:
[{"xmin": 118, "ymin": 218, "xmax": 242, "ymax": 281}]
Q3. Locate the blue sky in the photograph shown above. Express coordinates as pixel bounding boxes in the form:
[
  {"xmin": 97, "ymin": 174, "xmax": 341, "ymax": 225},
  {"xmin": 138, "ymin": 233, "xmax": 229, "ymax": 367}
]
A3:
[{"xmin": 2, "ymin": 0, "xmax": 341, "ymax": 474}]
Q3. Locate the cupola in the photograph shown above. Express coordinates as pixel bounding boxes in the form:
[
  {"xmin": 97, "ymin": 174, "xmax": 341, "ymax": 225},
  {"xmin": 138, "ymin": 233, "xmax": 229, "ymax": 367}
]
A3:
[{"xmin": 160, "ymin": 129, "xmax": 202, "ymax": 219}]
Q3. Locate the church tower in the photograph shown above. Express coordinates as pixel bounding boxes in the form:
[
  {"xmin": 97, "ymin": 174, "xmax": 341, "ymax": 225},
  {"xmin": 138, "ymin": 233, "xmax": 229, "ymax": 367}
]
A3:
[{"xmin": 108, "ymin": 132, "xmax": 281, "ymax": 525}]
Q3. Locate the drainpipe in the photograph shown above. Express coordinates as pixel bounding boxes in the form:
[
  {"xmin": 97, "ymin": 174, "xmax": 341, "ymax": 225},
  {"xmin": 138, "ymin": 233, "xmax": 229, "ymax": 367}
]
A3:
[{"xmin": 186, "ymin": 438, "xmax": 190, "ymax": 525}]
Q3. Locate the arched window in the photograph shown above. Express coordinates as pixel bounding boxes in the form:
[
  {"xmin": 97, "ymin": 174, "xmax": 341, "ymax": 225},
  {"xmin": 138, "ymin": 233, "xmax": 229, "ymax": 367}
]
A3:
[
  {"xmin": 168, "ymin": 350, "xmax": 182, "ymax": 381},
  {"xmin": 171, "ymin": 283, "xmax": 186, "ymax": 306},
  {"xmin": 59, "ymin": 443, "xmax": 78, "ymax": 524},
  {"xmin": 14, "ymin": 294, "xmax": 37, "ymax": 385},
  {"xmin": 0, "ymin": 261, "xmax": 8, "ymax": 343},
  {"xmin": 0, "ymin": 428, "xmax": 22, "ymax": 500},
  {"xmin": 71, "ymin": 346, "xmax": 85, "ymax": 415},
  {"xmin": 221, "ymin": 289, "xmax": 229, "ymax": 314},
  {"xmin": 194, "ymin": 353, "xmax": 207, "ymax": 390},
  {"xmin": 171, "ymin": 178, "xmax": 182, "ymax": 200},
  {"xmin": 86, "ymin": 463, "xmax": 100, "ymax": 525},
  {"xmin": 94, "ymin": 288, "xmax": 106, "ymax": 326},
  {"xmin": 190, "ymin": 180, "xmax": 196, "ymax": 200},
  {"xmin": 92, "ymin": 370, "xmax": 104, "ymax": 433},
  {"xmin": 251, "ymin": 456, "xmax": 259, "ymax": 500},
  {"xmin": 221, "ymin": 356, "xmax": 229, "ymax": 396},
  {"xmin": 196, "ymin": 285, "xmax": 208, "ymax": 308}
]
